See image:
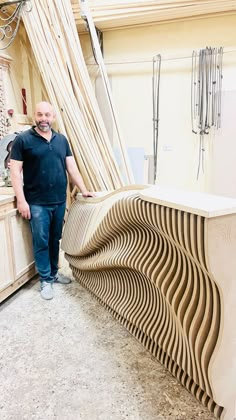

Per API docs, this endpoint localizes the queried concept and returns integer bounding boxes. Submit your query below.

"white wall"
[81,14,236,195]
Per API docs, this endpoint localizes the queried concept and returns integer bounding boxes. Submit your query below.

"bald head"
[34,101,56,133]
[35,101,55,115]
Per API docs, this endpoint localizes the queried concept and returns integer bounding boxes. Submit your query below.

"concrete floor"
[0,264,215,420]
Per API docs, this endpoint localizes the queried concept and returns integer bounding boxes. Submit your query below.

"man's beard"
[36,121,51,132]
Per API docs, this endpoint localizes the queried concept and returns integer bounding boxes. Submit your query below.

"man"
[10,101,94,300]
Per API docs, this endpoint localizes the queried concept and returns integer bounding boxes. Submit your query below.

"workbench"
[0,191,36,303]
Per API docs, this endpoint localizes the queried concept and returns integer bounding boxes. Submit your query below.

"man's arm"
[66,156,94,197]
[10,159,31,219]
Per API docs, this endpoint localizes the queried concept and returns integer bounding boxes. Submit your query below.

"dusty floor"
[0,264,215,420]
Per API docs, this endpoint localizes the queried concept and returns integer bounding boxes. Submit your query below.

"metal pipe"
[0,0,29,9]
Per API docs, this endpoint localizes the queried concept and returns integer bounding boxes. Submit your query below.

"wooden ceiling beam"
[71,0,236,32]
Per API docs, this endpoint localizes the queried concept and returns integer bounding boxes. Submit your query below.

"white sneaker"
[54,273,71,284]
[40,282,54,300]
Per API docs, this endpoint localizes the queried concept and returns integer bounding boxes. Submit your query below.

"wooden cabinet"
[0,194,36,302]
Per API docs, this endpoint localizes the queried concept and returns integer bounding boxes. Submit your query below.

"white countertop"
[140,186,236,218]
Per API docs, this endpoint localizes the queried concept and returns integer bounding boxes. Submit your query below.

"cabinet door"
[0,216,14,291]
[9,210,35,279]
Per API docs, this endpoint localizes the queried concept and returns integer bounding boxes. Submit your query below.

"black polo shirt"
[10,127,72,205]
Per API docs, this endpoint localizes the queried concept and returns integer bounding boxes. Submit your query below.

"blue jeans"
[29,203,66,283]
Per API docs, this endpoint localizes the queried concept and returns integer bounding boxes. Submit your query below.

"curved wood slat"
[62,187,236,419]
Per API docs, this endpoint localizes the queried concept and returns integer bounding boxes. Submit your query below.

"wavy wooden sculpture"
[61,186,236,420]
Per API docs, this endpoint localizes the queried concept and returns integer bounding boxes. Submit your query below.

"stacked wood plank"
[62,185,236,420]
[72,0,236,32]
[22,0,133,192]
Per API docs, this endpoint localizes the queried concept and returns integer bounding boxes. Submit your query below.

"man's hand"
[81,190,95,198]
[17,200,31,219]
[66,157,96,198]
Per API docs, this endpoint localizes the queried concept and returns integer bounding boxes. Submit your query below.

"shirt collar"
[31,126,56,140]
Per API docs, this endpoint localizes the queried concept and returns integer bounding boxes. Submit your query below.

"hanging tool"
[191,46,223,179]
[152,54,161,184]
